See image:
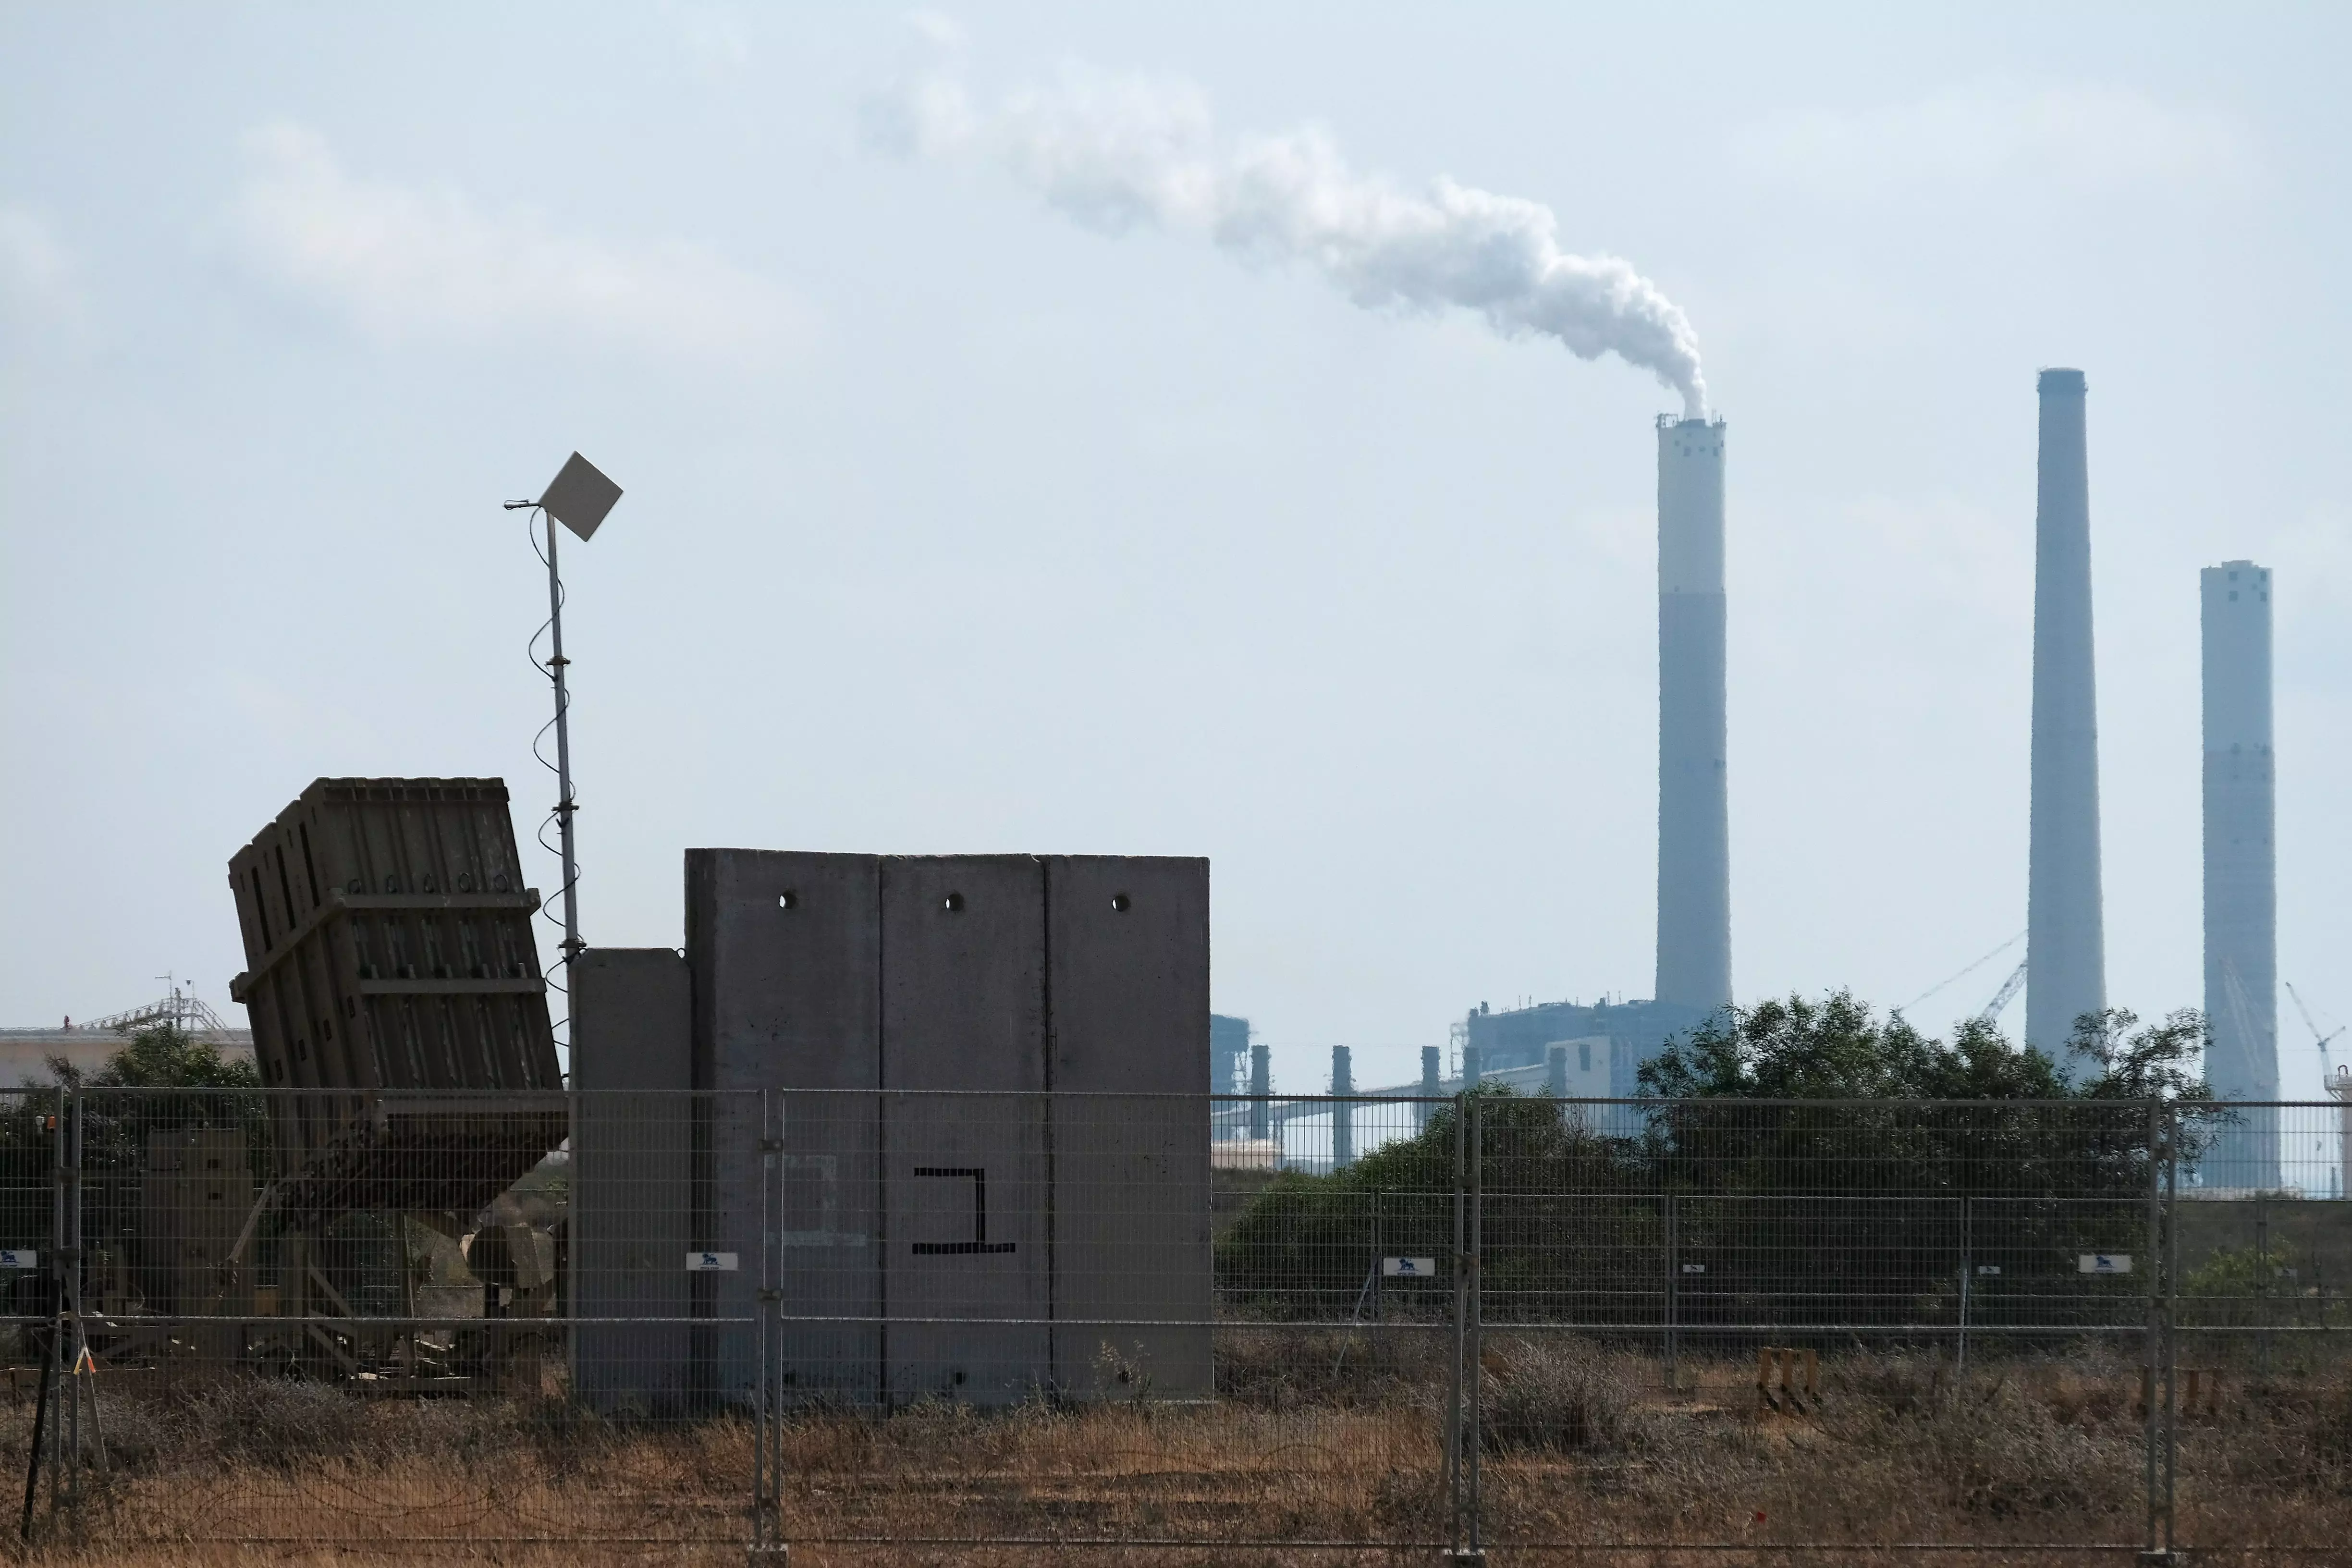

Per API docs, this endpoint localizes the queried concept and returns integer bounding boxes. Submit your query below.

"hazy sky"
[5,4,2348,1098]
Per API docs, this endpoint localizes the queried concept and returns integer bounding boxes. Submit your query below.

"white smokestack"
[867,56,1708,416]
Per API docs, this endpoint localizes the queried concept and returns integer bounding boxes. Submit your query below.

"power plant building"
[1464,998,1709,1098]
[2024,370,2108,1073]
[2202,561,2278,1188]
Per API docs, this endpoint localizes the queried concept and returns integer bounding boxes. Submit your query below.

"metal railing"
[3,1086,2347,1557]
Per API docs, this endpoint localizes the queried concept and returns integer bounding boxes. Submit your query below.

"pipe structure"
[2025,369,2107,1074]
[1655,416,1732,1012]
[2203,560,2278,1188]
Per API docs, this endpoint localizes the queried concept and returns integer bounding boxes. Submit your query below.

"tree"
[37,1027,270,1289]
[43,1022,261,1090]
[1632,992,2211,1107]
[1216,993,2224,1329]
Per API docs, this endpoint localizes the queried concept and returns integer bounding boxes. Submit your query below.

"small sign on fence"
[1976,1265,2002,1276]
[2079,1253,2132,1274]
[686,1251,740,1272]
[1382,1256,1438,1278]
[1681,1263,1707,1274]
[0,1250,34,1269]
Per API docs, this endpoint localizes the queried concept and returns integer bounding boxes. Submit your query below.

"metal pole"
[2164,1104,2179,1556]
[20,1090,64,1542]
[1446,1092,1467,1558]
[1465,1092,1483,1562]
[1665,1191,1679,1393]
[2256,1192,2273,1382]
[46,1088,66,1525]
[756,1087,778,1551]
[1957,1195,1971,1385]
[62,1095,81,1519]
[2143,1097,2161,1557]
[545,511,582,965]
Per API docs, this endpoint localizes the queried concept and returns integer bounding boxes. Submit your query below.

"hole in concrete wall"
[942,892,965,913]
[1110,894,1131,912]
[777,891,797,910]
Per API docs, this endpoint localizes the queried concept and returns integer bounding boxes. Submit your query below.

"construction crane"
[1979,957,2028,1026]
[1897,929,2024,1020]
[2291,983,2352,1200]
[2286,981,2346,1085]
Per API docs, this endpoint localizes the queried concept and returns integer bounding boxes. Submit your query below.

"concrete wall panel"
[571,948,693,1413]
[1045,856,1212,1397]
[688,848,883,1405]
[881,856,1050,1404]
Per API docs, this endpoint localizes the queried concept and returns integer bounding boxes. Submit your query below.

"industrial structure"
[0,983,253,1081]
[2202,561,2279,1188]
[1210,1014,1250,1099]
[1655,415,1733,1015]
[2024,369,2108,1072]
[1412,416,1735,1101]
[1463,997,1705,1098]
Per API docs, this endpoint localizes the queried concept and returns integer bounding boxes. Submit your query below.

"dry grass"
[4,1340,2350,1566]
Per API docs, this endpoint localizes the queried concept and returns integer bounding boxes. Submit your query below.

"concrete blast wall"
[2025,369,2108,1073]
[2203,561,2278,1188]
[1655,417,1732,1013]
[570,948,694,1414]
[670,848,1209,1408]
[689,850,882,1407]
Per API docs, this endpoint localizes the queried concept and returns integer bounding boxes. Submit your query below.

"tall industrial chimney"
[2024,369,2107,1074]
[2203,560,2278,1188]
[1655,416,1732,1013]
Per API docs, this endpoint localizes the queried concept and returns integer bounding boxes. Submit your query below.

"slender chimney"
[1330,1045,1354,1169]
[2025,369,2107,1074]
[2203,560,2278,1187]
[1655,416,1732,1012]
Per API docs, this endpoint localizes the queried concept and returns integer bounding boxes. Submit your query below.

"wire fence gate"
[2,1087,2348,1558]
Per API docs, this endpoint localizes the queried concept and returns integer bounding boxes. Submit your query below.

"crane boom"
[1979,957,2028,1025]
[2286,981,2347,1086]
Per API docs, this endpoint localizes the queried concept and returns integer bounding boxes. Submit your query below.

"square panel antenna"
[539,452,623,541]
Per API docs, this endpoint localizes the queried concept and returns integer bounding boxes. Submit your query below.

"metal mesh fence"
[2,1087,2349,1557]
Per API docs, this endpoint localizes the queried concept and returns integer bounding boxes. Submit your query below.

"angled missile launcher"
[228,778,564,1223]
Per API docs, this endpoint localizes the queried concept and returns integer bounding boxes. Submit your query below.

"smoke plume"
[866,55,1707,416]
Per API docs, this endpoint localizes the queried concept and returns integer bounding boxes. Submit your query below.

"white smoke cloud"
[233,123,800,359]
[867,57,1708,417]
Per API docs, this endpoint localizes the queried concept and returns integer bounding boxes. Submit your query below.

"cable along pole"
[506,452,624,971]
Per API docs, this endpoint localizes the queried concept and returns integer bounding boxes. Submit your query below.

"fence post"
[2142,1096,2162,1560]
[23,1086,62,1541]
[1446,1090,1485,1562]
[753,1088,781,1555]
[1446,1092,1463,1552]
[2164,1103,2180,1556]
[1956,1195,1971,1384]
[1665,1191,1679,1394]
[1458,1090,1477,1561]
[2256,1192,2273,1381]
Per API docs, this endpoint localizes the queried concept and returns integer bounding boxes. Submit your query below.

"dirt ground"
[3,1337,2346,1565]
